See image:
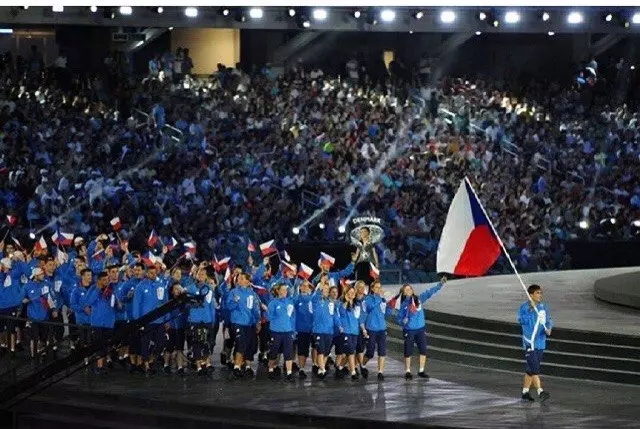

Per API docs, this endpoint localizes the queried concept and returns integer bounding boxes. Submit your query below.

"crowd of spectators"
[1,46,639,281]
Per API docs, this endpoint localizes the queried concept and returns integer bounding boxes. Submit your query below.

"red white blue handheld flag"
[110,217,122,231]
[34,236,48,252]
[166,237,178,251]
[437,178,501,276]
[319,252,335,267]
[297,263,313,279]
[247,241,256,252]
[259,239,277,256]
[52,229,74,246]
[147,229,158,247]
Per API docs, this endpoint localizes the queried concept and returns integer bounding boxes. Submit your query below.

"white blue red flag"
[437,178,501,276]
[147,229,158,247]
[51,228,73,246]
[259,239,277,256]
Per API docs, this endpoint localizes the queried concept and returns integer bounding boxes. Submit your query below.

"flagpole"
[463,177,537,310]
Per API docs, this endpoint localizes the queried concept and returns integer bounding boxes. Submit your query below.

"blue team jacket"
[311,295,342,335]
[187,281,215,324]
[517,301,553,350]
[70,285,91,325]
[396,283,442,331]
[85,285,116,328]
[267,296,296,333]
[25,280,57,320]
[0,271,26,309]
[293,293,314,333]
[133,277,168,324]
[339,301,364,336]
[116,277,142,321]
[362,294,393,331]
[226,286,260,326]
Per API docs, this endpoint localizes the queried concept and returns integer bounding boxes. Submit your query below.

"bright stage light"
[119,6,132,16]
[440,10,456,23]
[292,227,300,235]
[185,7,198,18]
[249,8,263,19]
[504,11,520,24]
[313,8,327,21]
[380,9,395,22]
[567,12,583,24]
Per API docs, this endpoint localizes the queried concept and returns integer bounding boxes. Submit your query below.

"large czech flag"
[437,178,501,276]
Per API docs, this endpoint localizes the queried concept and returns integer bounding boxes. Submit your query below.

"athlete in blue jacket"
[186,269,216,376]
[311,282,342,379]
[311,254,356,288]
[225,272,260,379]
[337,286,366,380]
[23,267,58,358]
[517,284,552,402]
[69,268,93,351]
[116,263,145,372]
[395,279,445,380]
[0,258,26,353]
[266,283,296,382]
[133,265,169,374]
[84,272,116,374]
[362,280,395,381]
[293,279,314,379]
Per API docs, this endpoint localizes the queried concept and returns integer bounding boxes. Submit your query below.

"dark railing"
[0,291,203,410]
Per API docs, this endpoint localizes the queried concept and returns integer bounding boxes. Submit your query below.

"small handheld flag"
[259,239,277,256]
[247,241,256,252]
[184,242,196,256]
[369,262,380,279]
[319,252,335,267]
[147,229,158,247]
[34,236,47,252]
[110,217,122,231]
[52,229,74,246]
[297,263,313,279]
[212,256,230,272]
[166,237,178,251]
[6,215,16,226]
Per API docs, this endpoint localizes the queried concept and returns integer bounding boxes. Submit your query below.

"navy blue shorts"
[296,332,312,357]
[342,334,358,355]
[232,323,255,357]
[269,331,294,360]
[314,333,333,356]
[524,349,544,375]
[141,324,167,360]
[333,334,343,354]
[365,330,387,358]
[356,332,366,354]
[403,328,427,357]
[0,306,19,333]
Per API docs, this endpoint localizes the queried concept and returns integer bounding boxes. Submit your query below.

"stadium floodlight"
[319,223,325,230]
[380,9,395,22]
[542,12,550,21]
[440,10,456,23]
[119,6,132,16]
[222,9,229,16]
[288,8,295,17]
[633,220,640,227]
[157,7,163,14]
[479,12,487,21]
[354,10,361,18]
[90,6,97,13]
[185,7,198,18]
[303,20,310,28]
[548,31,555,36]
[578,220,589,229]
[52,5,64,12]
[292,227,300,235]
[338,225,346,234]
[504,11,520,24]
[23,6,28,9]
[632,13,640,24]
[605,13,613,22]
[567,12,583,24]
[249,8,263,19]
[415,11,424,19]
[313,8,327,21]
[475,31,482,35]
[631,65,636,70]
